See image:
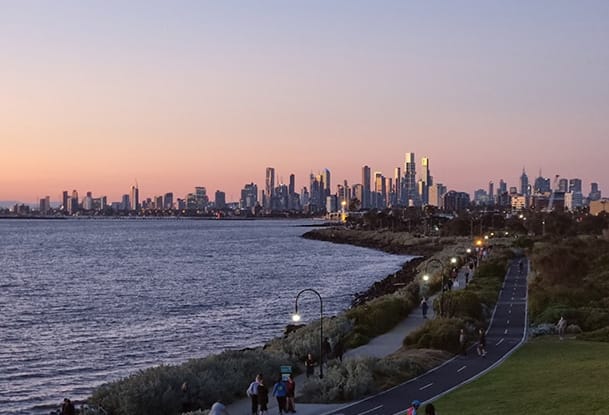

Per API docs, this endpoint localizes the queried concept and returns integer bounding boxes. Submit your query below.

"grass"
[433,338,609,414]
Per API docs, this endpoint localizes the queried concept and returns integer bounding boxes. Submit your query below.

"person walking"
[246,374,261,415]
[285,374,296,413]
[421,297,429,319]
[459,329,467,356]
[305,353,316,378]
[60,398,75,415]
[424,403,436,415]
[333,338,345,362]
[557,316,567,340]
[477,328,487,357]
[406,399,421,415]
[272,376,288,415]
[257,378,269,415]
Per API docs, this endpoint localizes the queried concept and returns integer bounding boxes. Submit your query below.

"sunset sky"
[1,1,608,203]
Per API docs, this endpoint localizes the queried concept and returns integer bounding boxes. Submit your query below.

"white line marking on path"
[457,366,467,373]
[511,297,514,300]
[419,383,434,391]
[504,329,508,334]
[508,310,511,315]
[496,338,504,346]
[357,405,383,415]
[507,320,510,325]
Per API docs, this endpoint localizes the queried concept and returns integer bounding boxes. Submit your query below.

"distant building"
[589,182,602,201]
[215,191,226,209]
[164,192,174,209]
[362,165,371,209]
[130,184,139,211]
[511,195,527,211]
[39,196,51,215]
[443,190,470,213]
[589,199,609,215]
[240,183,258,210]
[520,168,529,196]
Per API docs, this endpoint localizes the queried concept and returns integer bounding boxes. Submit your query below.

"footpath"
[226,266,471,415]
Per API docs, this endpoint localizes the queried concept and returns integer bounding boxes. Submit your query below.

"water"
[0,219,412,414]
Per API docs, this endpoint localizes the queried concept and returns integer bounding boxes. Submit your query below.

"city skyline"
[1,1,608,202]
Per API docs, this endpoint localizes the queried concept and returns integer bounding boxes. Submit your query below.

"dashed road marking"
[457,366,467,373]
[357,405,383,415]
[419,383,433,391]
[507,319,510,325]
[504,329,508,334]
[496,338,504,346]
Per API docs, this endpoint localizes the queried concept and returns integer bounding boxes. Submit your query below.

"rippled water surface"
[0,219,412,414]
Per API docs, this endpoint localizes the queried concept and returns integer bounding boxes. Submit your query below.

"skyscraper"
[488,181,495,205]
[394,167,401,205]
[403,152,418,205]
[420,157,431,204]
[265,167,275,209]
[362,165,371,209]
[130,183,139,211]
[520,168,529,196]
[321,168,331,198]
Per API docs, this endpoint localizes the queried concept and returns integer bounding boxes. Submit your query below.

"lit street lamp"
[292,288,324,379]
[423,257,456,317]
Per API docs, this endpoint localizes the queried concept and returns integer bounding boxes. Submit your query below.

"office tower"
[289,174,295,196]
[214,191,226,209]
[163,193,174,209]
[352,184,363,210]
[488,181,495,205]
[130,184,139,211]
[403,152,418,205]
[82,192,93,210]
[195,187,209,209]
[362,165,371,209]
[428,183,446,208]
[420,157,431,204]
[385,177,393,206]
[443,191,470,212]
[589,182,601,201]
[569,178,582,193]
[39,196,50,214]
[61,191,69,212]
[121,194,130,211]
[498,180,507,195]
[394,167,401,205]
[155,196,163,209]
[534,171,551,193]
[71,190,79,214]
[265,167,275,209]
[321,168,331,198]
[374,172,385,208]
[558,178,568,193]
[520,168,529,196]
[240,183,258,209]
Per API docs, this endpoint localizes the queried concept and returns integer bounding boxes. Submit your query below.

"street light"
[423,258,454,317]
[292,288,324,379]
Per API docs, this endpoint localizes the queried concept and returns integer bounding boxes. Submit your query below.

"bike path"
[324,258,528,415]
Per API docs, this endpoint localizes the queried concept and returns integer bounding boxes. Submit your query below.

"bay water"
[0,219,412,414]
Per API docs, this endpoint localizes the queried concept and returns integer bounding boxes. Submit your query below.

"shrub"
[577,326,609,342]
[344,281,419,349]
[89,349,294,415]
[403,318,468,353]
[437,290,483,321]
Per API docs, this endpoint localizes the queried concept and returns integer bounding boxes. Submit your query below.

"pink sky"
[1,2,607,203]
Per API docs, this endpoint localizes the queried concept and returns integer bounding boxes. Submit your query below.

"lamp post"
[423,257,455,317]
[292,288,324,379]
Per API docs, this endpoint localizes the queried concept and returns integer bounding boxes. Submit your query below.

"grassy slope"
[433,338,609,414]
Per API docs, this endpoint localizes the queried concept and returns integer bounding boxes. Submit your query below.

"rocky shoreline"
[303,228,446,306]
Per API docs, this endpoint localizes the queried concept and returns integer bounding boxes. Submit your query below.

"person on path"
[181,381,193,412]
[285,374,296,413]
[257,378,269,415]
[421,297,429,319]
[406,399,421,415]
[424,403,436,415]
[557,316,567,340]
[209,401,230,415]
[272,376,288,415]
[246,374,261,415]
[459,329,467,356]
[305,353,316,378]
[518,259,524,275]
[477,328,487,357]
[60,398,75,415]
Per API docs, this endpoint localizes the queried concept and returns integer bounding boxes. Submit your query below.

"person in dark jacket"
[285,374,296,413]
[60,398,75,415]
[257,377,269,415]
[477,328,487,357]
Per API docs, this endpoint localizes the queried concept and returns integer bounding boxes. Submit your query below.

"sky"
[1,0,608,203]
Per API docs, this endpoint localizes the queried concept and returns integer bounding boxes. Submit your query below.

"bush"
[403,318,469,353]
[344,281,419,349]
[578,326,609,342]
[437,290,483,321]
[89,349,294,415]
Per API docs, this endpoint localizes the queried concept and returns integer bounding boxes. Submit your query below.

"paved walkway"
[227,264,472,415]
